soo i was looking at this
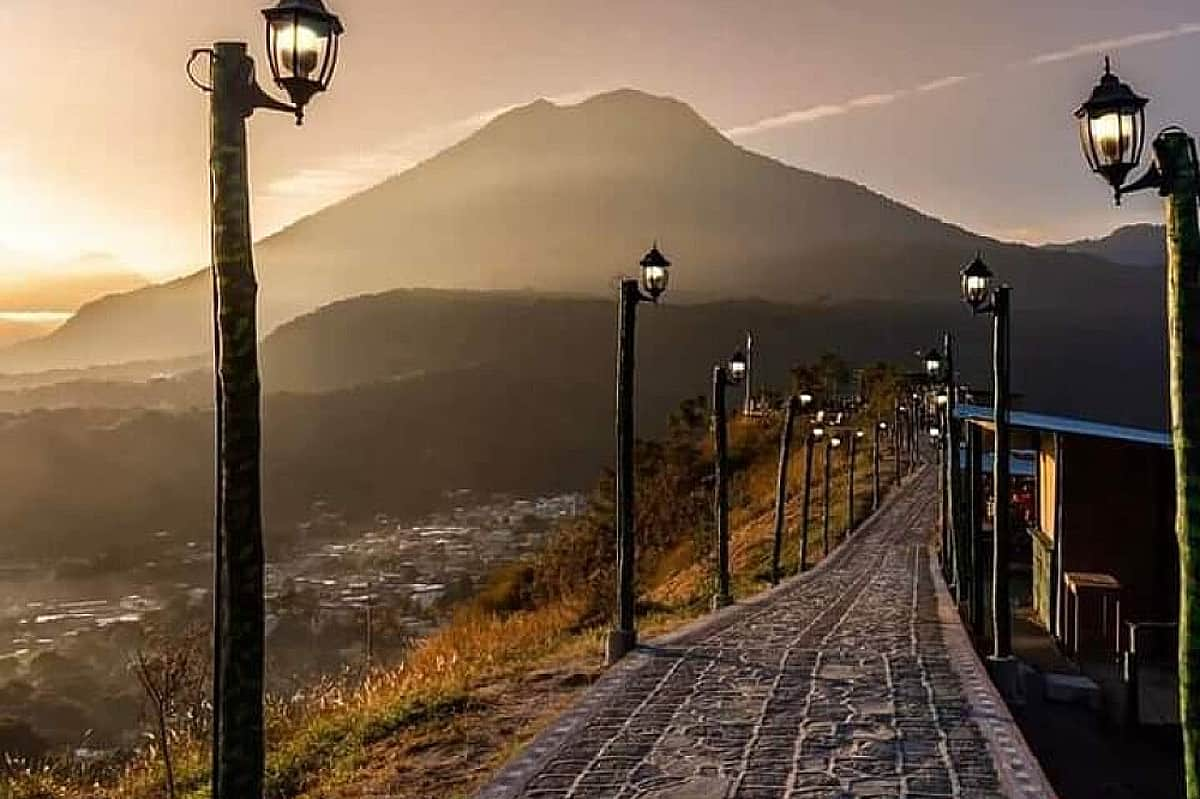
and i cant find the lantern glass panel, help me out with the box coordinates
[642,264,668,298]
[962,273,990,307]
[728,353,747,383]
[270,13,333,81]
[1087,109,1142,169]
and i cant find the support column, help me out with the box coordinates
[1158,130,1200,794]
[992,287,1013,661]
[822,441,833,557]
[872,423,881,510]
[770,396,799,585]
[800,434,816,572]
[969,423,986,636]
[847,434,857,534]
[607,279,640,664]
[712,366,732,609]
[210,42,265,799]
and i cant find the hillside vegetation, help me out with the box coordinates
[0,288,1166,566]
[3,360,908,799]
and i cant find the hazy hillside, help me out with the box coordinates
[1045,223,1165,268]
[0,289,1165,563]
[0,90,1157,371]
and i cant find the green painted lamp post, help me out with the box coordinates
[847,430,864,533]
[823,434,842,557]
[608,244,671,665]
[1075,57,1200,795]
[189,3,343,797]
[771,392,812,585]
[712,349,747,609]
[742,331,755,415]
[800,424,824,572]
[961,253,1016,688]
[873,421,887,508]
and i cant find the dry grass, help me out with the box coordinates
[6,400,908,799]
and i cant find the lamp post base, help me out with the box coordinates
[987,654,1024,704]
[710,593,733,611]
[605,628,637,665]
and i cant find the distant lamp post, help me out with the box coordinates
[741,332,755,415]
[771,391,812,585]
[609,244,671,664]
[823,435,842,557]
[1076,58,1200,792]
[187,4,343,797]
[959,252,1015,682]
[711,349,746,610]
[800,425,824,571]
[873,421,887,509]
[847,430,864,533]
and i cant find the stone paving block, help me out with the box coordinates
[476,470,1052,799]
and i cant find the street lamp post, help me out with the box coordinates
[873,421,887,509]
[961,253,1015,677]
[895,403,906,481]
[743,331,755,416]
[848,431,863,533]
[189,4,344,796]
[942,331,964,604]
[800,425,823,572]
[608,245,671,665]
[1075,58,1200,793]
[712,350,747,609]
[823,435,842,557]
[771,393,811,585]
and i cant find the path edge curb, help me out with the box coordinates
[927,549,1059,799]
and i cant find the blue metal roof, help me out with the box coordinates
[954,404,1171,449]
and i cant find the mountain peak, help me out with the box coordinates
[461,88,726,156]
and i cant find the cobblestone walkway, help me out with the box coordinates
[477,469,1053,799]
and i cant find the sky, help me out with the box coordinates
[2,0,1199,281]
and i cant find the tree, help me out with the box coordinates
[131,629,208,799]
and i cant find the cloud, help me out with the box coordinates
[1025,23,1200,66]
[916,75,970,93]
[725,82,955,139]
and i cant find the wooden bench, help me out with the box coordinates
[1063,571,1121,658]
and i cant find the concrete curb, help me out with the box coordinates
[928,550,1059,799]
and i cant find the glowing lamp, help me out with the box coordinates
[1075,57,1148,200]
[262,0,344,122]
[961,252,994,312]
[639,244,670,300]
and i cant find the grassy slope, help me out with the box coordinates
[4,410,902,799]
